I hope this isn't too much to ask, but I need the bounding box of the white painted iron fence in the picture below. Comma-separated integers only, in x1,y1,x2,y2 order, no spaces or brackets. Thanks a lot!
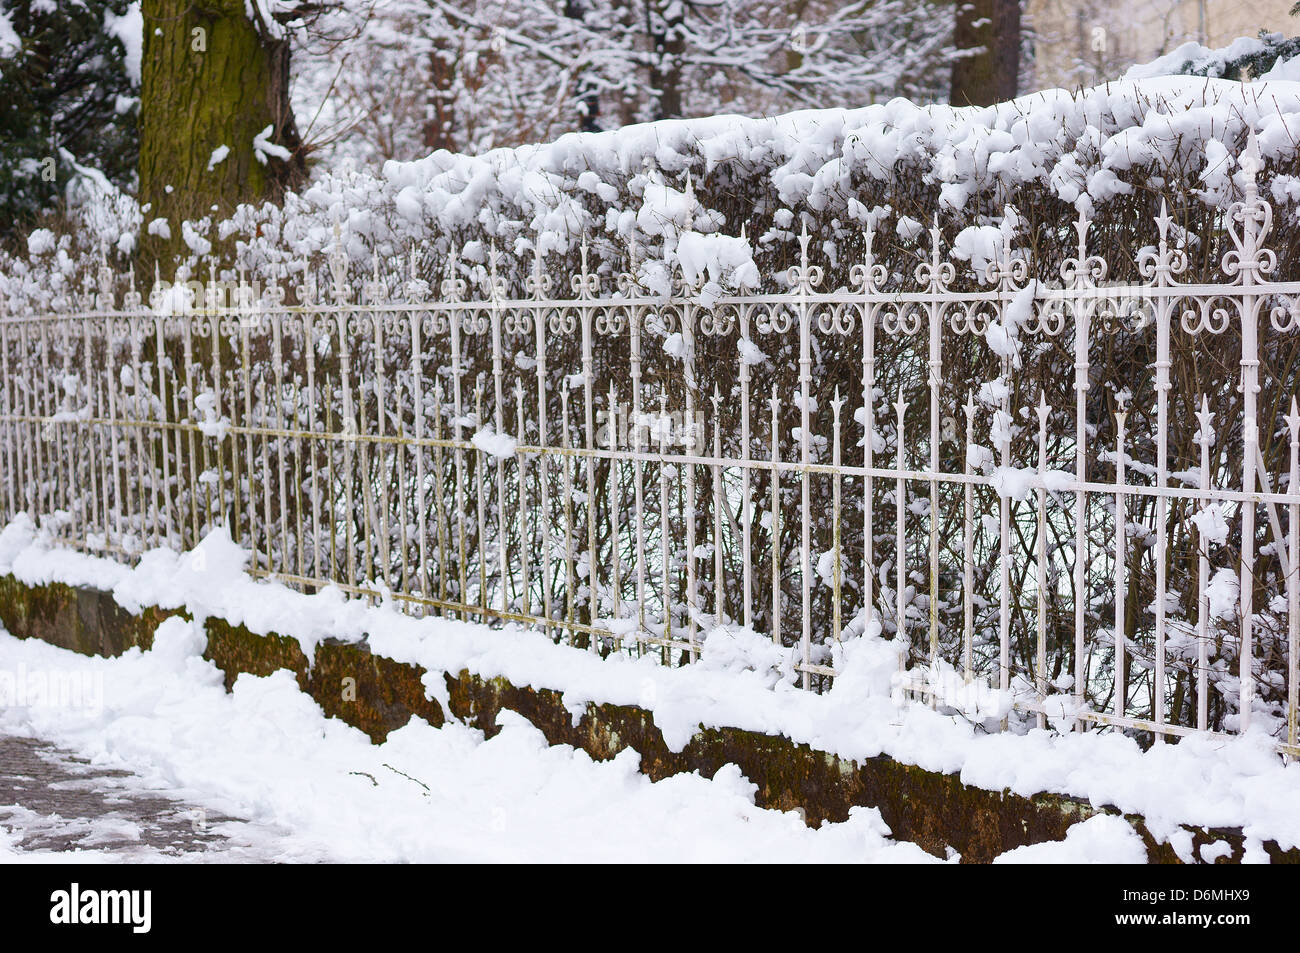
2,158,1298,754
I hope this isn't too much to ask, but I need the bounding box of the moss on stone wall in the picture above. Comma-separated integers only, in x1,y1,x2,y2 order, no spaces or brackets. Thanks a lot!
0,574,173,657
202,616,309,691
309,638,445,742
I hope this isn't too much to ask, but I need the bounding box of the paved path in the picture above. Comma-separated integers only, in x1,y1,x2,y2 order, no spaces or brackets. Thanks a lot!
0,732,288,860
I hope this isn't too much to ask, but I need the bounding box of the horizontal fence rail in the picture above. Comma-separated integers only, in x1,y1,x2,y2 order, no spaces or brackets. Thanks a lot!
2,168,1299,755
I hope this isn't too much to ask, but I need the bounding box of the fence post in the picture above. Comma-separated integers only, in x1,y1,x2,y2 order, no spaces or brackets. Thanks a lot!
962,391,976,682
1114,400,1128,720
1070,208,1095,730
894,389,908,659
1287,399,1300,752
1234,135,1275,734
489,245,510,618
856,227,881,636
529,245,553,630
1,305,14,520
577,239,600,649
925,218,945,669
797,225,815,688
1195,395,1214,731
1035,391,1049,729
625,239,647,644
1147,200,1180,740
738,227,754,632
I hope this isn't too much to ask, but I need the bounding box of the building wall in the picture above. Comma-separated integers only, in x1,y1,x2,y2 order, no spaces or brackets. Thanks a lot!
1027,0,1296,89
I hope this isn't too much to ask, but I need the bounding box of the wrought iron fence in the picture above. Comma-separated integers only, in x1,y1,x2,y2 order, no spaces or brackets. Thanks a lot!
2,158,1298,753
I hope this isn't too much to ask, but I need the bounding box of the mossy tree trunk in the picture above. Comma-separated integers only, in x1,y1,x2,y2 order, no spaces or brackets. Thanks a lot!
137,0,304,274
136,1,305,545
950,0,1020,107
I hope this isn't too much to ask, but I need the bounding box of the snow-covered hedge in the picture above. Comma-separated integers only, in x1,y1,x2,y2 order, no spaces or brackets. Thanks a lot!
226,69,1300,294
7,64,1300,306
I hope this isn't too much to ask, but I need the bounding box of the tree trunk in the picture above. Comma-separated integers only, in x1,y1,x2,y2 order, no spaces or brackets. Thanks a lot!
566,0,600,132
648,0,685,120
950,0,1020,107
138,0,304,273
423,35,458,152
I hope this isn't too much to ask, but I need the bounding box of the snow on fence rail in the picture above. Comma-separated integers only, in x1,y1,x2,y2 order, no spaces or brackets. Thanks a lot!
2,154,1299,755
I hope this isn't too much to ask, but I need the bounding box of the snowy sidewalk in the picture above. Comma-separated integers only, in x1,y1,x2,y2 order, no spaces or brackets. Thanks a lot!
0,731,296,861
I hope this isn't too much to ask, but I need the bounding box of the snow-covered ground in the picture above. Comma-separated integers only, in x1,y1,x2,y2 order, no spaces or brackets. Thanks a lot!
2,514,1288,863
0,616,1155,863
0,617,930,863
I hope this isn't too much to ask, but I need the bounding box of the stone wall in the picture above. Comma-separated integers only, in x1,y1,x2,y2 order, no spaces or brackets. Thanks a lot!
2,573,1293,863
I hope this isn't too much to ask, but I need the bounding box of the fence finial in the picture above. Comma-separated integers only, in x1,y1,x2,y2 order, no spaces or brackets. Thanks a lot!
149,260,162,311
80,269,95,312
1073,205,1090,250
363,250,384,306
298,250,314,306
489,241,501,302
1241,130,1263,198
330,222,349,304
442,247,463,303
